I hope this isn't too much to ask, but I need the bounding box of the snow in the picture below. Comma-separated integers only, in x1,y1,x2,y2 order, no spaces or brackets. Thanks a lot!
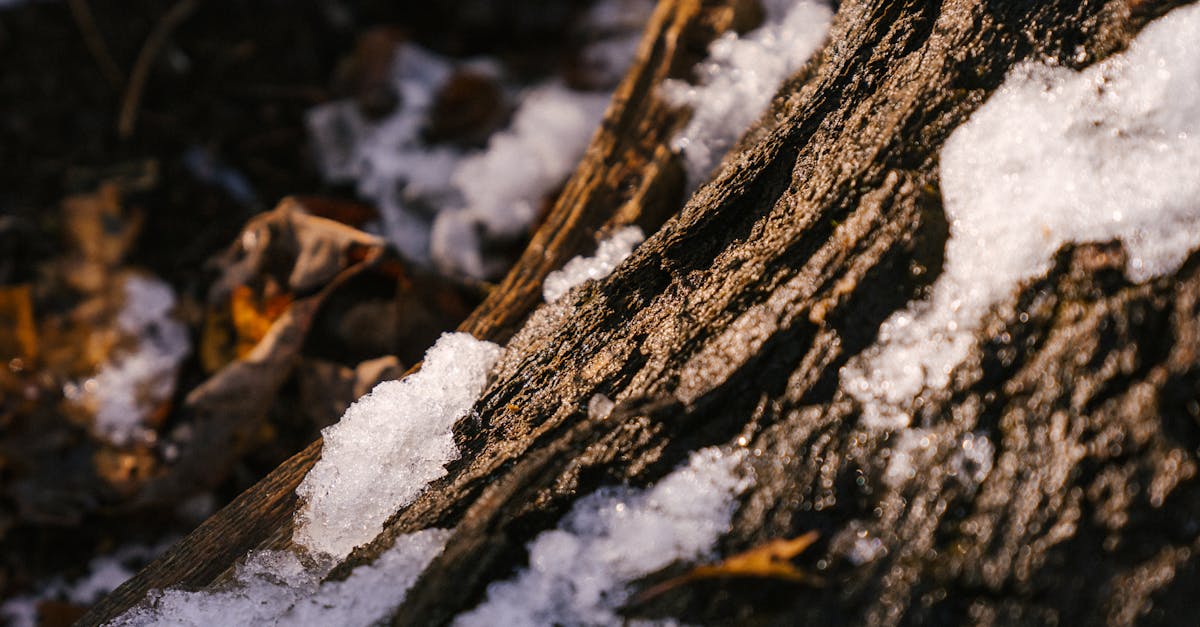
842,3,1200,432
308,43,615,280
431,87,610,278
542,226,644,303
662,0,832,187
294,332,502,559
453,447,751,627
111,529,450,627
587,393,615,420
2,542,168,627
66,274,190,446
306,44,462,264
951,431,994,489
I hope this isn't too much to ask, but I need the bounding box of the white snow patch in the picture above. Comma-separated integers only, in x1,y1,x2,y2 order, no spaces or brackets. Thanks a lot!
662,0,832,187
882,429,937,488
453,446,751,627
308,42,616,280
295,332,501,559
431,86,610,278
112,529,450,627
2,542,168,627
842,4,1200,432
543,226,644,303
66,275,190,446
587,393,615,420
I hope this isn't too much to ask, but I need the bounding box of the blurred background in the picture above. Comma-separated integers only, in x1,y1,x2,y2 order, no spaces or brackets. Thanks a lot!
0,1,653,623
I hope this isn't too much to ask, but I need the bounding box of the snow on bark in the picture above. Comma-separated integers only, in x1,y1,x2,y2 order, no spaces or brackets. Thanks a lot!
662,0,832,188
453,447,751,627
542,226,645,303
111,530,450,627
295,332,501,559
841,3,1200,432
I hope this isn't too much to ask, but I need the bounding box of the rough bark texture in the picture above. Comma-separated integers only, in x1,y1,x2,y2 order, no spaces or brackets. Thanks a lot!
79,0,755,622
88,0,1200,625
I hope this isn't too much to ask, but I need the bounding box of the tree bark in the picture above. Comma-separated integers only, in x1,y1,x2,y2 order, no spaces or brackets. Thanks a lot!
87,0,1200,625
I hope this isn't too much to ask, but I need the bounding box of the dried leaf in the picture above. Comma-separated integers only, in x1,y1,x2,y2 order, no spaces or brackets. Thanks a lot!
230,284,293,359
635,531,822,604
0,284,38,363
130,199,387,506
60,183,143,293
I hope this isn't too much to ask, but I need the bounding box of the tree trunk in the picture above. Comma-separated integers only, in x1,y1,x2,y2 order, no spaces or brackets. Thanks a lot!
86,0,1200,625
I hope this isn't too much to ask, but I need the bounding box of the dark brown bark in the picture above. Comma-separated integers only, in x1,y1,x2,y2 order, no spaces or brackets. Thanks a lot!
79,0,754,622
88,0,1200,625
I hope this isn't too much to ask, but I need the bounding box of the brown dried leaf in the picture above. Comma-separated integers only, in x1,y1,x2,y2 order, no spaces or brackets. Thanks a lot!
686,531,821,582
230,284,293,359
0,284,38,363
635,531,822,604
60,183,143,293
130,199,386,506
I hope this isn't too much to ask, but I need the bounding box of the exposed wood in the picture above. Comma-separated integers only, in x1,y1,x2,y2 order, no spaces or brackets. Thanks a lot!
79,0,754,622
367,0,1195,624
90,0,1200,624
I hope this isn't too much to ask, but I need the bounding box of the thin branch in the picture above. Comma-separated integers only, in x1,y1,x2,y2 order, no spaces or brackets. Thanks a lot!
117,0,199,140
67,0,126,91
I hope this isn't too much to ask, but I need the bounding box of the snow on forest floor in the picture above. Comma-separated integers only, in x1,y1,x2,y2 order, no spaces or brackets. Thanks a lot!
307,1,653,280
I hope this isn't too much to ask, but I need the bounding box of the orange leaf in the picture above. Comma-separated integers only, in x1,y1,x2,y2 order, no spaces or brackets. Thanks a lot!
229,284,293,358
635,531,822,604
0,284,38,363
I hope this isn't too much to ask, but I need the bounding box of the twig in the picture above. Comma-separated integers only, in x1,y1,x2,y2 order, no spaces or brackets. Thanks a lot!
117,0,200,140
68,0,126,90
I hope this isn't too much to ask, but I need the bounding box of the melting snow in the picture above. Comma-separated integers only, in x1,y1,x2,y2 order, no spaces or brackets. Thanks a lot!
111,529,450,627
66,275,190,446
431,87,610,278
308,39,621,279
842,3,1200,432
453,447,751,627
662,0,832,187
295,332,501,559
543,226,644,303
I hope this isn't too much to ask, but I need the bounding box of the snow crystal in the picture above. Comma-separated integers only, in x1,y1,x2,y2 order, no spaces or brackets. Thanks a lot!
587,393,615,420
294,332,502,559
838,521,886,566
882,429,936,488
950,431,994,489
542,226,644,303
662,0,832,187
2,542,168,627
842,3,1200,432
453,447,751,627
432,86,610,278
112,529,450,627
68,275,190,446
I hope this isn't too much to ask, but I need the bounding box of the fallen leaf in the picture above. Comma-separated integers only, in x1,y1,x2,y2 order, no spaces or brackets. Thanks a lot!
634,531,822,604
0,284,38,363
230,283,293,359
